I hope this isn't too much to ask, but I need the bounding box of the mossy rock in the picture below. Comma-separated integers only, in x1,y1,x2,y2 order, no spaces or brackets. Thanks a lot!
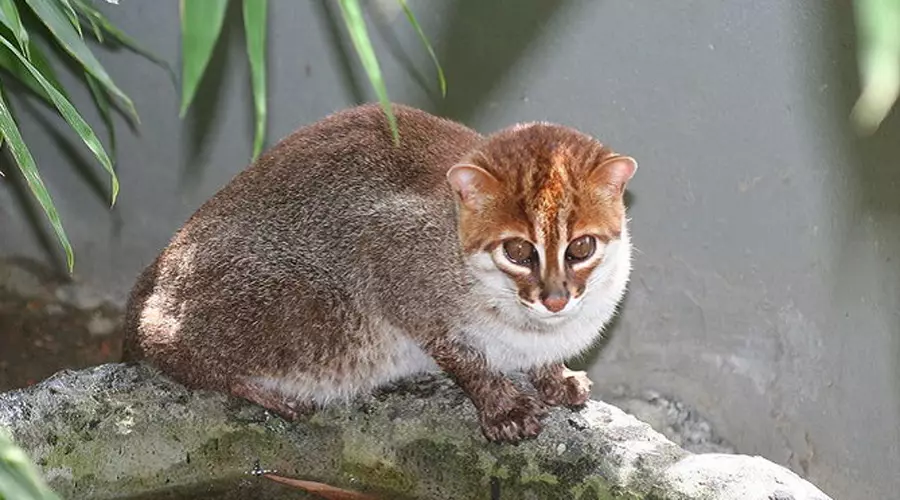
0,364,832,500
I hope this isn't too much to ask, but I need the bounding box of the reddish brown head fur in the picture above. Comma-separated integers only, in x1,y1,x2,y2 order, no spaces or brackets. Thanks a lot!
447,122,636,316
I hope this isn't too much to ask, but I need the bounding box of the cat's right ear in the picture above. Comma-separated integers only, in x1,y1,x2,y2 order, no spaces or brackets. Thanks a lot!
588,155,638,198
447,164,500,210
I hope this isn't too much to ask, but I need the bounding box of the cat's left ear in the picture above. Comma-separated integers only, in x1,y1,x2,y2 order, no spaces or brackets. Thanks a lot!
589,155,637,197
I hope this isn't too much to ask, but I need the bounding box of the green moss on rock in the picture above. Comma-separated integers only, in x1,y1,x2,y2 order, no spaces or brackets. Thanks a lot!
0,364,833,500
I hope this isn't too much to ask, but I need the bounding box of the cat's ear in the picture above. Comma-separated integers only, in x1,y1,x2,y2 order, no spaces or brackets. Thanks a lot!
447,164,501,210
589,155,637,197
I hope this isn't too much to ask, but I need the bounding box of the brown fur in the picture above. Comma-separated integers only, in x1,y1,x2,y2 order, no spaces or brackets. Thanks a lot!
123,104,635,443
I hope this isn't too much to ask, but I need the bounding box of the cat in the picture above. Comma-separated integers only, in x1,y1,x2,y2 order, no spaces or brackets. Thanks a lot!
122,103,637,443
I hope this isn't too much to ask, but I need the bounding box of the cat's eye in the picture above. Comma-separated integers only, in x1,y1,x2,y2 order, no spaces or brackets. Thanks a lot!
503,238,536,266
566,235,596,262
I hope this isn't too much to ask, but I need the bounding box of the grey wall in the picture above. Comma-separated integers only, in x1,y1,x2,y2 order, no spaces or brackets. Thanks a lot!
1,1,898,498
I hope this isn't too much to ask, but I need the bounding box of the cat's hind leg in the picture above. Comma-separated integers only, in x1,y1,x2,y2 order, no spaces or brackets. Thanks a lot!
230,377,316,421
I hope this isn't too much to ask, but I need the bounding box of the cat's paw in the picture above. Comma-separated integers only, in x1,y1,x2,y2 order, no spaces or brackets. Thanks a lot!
535,368,593,408
478,393,548,443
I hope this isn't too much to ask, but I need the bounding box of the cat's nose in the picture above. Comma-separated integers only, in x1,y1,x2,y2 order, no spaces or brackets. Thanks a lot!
540,290,569,313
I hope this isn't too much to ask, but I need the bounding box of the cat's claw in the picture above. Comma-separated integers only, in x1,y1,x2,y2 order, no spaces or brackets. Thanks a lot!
479,393,548,443
534,367,593,407
560,368,593,406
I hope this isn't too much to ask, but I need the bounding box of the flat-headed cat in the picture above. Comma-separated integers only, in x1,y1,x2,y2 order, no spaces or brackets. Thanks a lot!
123,103,637,443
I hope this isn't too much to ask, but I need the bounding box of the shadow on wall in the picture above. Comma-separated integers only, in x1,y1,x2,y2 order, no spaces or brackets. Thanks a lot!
1,153,64,277
818,1,900,405
179,0,245,191
335,0,577,124
423,0,573,123
314,0,368,106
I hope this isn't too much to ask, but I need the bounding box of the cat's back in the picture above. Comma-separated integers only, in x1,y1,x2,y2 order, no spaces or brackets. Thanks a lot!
124,104,481,361
151,103,482,297
193,103,482,228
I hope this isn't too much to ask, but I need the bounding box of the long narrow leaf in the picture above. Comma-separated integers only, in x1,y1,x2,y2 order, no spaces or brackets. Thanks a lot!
26,40,68,99
72,0,173,79
0,0,29,57
58,0,83,38
338,0,398,144
1,429,61,500
23,0,139,124
851,0,900,133
397,0,445,97
85,72,115,163
263,474,378,500
0,85,74,273
179,0,228,117
83,9,104,42
0,36,118,207
0,35,69,103
243,0,267,160
0,42,48,101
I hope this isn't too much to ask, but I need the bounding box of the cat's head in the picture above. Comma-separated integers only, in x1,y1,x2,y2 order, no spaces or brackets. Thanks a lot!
447,122,636,323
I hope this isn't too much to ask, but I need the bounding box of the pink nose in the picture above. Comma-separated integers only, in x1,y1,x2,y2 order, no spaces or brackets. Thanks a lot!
541,294,569,313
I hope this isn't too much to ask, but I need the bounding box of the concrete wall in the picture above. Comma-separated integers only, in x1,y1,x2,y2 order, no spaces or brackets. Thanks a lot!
1,1,897,498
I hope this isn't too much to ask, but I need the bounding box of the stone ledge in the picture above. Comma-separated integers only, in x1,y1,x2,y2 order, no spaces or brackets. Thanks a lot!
0,364,832,500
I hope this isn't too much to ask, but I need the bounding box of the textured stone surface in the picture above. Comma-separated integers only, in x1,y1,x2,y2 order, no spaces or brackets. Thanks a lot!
603,386,736,455
0,364,832,500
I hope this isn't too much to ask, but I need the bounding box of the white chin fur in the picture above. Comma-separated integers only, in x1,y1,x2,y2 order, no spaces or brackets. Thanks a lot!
463,222,633,372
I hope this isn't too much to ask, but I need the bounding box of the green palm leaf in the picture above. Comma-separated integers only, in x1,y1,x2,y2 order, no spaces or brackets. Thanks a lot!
243,0,267,161
82,7,103,42
179,0,228,117
23,0,138,124
0,30,69,104
0,0,29,57
72,0,172,78
338,0,399,144
852,0,900,133
57,0,83,38
0,35,117,208
0,84,74,273
0,428,60,500
397,0,445,97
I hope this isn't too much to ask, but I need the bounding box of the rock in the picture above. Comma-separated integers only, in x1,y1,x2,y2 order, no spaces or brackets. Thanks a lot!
86,314,118,337
44,303,65,316
655,454,829,500
0,364,833,500
0,261,50,300
0,257,119,311
54,284,106,311
605,387,736,455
